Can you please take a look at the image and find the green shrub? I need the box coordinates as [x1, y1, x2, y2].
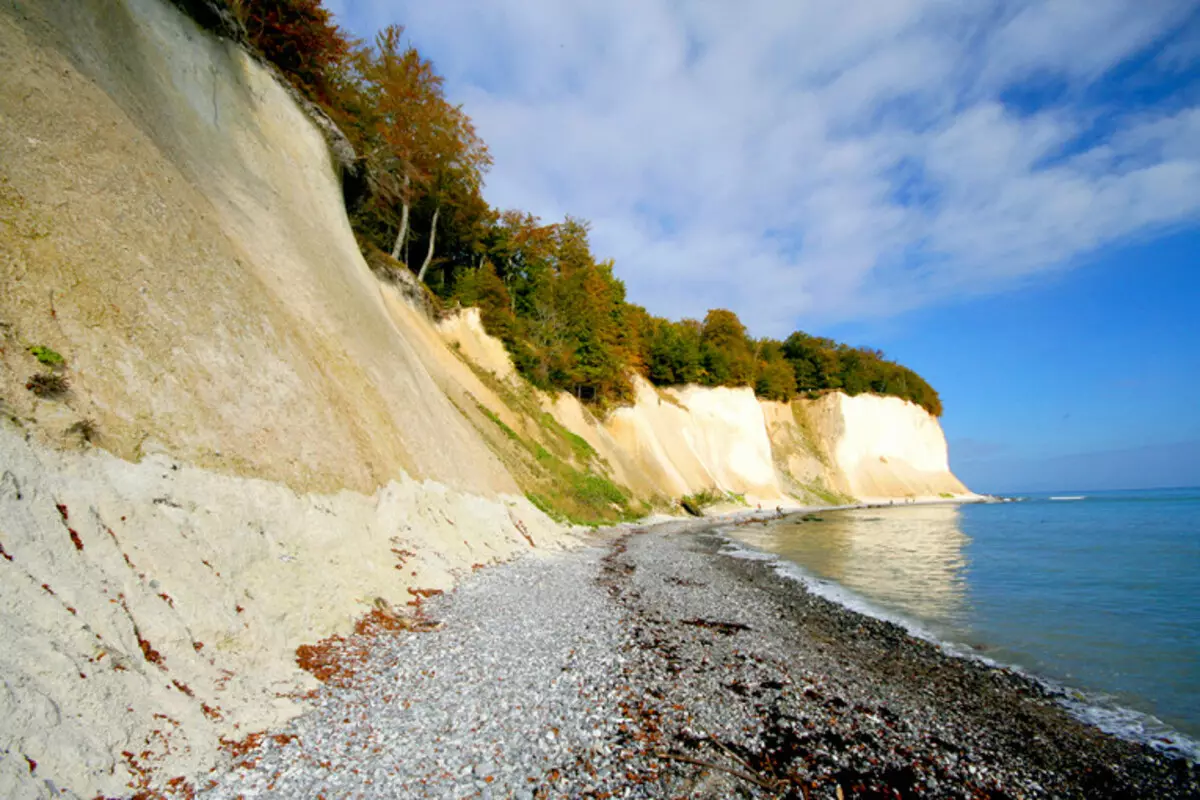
[29, 345, 64, 367]
[477, 400, 633, 525]
[798, 480, 855, 507]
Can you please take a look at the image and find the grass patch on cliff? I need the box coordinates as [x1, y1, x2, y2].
[789, 400, 831, 466]
[472, 399, 637, 525]
[444, 341, 645, 524]
[542, 412, 598, 464]
[797, 479, 855, 507]
[477, 405, 522, 446]
[457, 350, 613, 469]
[28, 345, 65, 368]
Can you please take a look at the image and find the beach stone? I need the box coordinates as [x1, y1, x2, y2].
[197, 521, 1200, 799]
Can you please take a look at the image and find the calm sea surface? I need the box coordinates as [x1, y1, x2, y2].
[725, 488, 1200, 757]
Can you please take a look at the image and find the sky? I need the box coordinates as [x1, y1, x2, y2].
[327, 0, 1200, 494]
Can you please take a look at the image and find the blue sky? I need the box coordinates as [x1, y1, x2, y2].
[829, 228, 1200, 492]
[328, 0, 1200, 493]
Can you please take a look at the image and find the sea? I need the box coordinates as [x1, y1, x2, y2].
[722, 488, 1200, 760]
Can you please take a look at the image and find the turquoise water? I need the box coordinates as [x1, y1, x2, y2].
[725, 488, 1200, 757]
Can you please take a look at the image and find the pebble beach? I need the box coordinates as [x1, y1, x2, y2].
[200, 519, 1199, 798]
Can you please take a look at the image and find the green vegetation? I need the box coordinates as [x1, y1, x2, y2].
[788, 401, 830, 466]
[476, 405, 521, 445]
[474, 400, 636, 525]
[28, 345, 64, 367]
[230, 0, 943, 417]
[798, 480, 855, 507]
[543, 413, 598, 464]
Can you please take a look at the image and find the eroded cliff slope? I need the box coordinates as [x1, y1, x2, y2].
[0, 1, 563, 796]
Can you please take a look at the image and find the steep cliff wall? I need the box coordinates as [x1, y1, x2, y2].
[0, 0, 511, 496]
[0, 1, 564, 796]
[547, 379, 969, 508]
[802, 393, 970, 502]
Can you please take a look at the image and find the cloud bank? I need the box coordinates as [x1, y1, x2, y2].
[334, 0, 1200, 333]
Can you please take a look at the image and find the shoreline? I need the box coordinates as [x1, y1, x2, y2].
[199, 517, 1198, 798]
[647, 490, 990, 529]
[711, 506, 1200, 762]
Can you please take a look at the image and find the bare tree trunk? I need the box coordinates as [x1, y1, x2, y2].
[390, 175, 411, 260]
[417, 205, 440, 282]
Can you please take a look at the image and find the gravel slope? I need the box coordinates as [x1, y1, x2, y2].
[199, 521, 1199, 799]
[199, 538, 633, 799]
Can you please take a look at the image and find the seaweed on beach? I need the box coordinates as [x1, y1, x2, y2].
[679, 618, 751, 635]
[593, 527, 1200, 799]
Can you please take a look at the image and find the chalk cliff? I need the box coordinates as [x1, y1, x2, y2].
[0, 0, 971, 795]
[0, 1, 563, 796]
[444, 308, 970, 508]
[804, 393, 970, 502]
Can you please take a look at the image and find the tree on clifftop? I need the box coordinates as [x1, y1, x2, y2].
[238, 0, 354, 108]
[233, 0, 948, 416]
[356, 26, 492, 273]
[700, 309, 756, 387]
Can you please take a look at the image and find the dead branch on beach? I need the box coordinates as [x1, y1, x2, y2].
[653, 750, 782, 791]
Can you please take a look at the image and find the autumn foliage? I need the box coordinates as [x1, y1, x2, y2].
[236, 0, 351, 107]
[233, 0, 943, 416]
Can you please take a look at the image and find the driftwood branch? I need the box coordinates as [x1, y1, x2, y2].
[653, 751, 779, 790]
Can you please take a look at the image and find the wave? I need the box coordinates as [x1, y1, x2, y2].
[1049, 496, 1086, 501]
[715, 530, 1200, 763]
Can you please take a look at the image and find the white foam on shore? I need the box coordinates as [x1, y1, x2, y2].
[715, 529, 1200, 763]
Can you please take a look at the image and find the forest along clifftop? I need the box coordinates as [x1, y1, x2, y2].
[0, 0, 972, 797]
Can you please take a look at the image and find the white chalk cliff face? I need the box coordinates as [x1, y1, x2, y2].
[804, 393, 970, 502]
[0, 0, 971, 795]
[0, 429, 563, 799]
[441, 312, 972, 507]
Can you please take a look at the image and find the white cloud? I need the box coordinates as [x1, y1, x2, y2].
[335, 0, 1200, 333]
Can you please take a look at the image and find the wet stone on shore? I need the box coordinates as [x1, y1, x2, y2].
[199, 522, 1200, 798]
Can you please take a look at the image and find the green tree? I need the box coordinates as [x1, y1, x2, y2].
[235, 0, 948, 417]
[700, 309, 756, 387]
[754, 339, 798, 401]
